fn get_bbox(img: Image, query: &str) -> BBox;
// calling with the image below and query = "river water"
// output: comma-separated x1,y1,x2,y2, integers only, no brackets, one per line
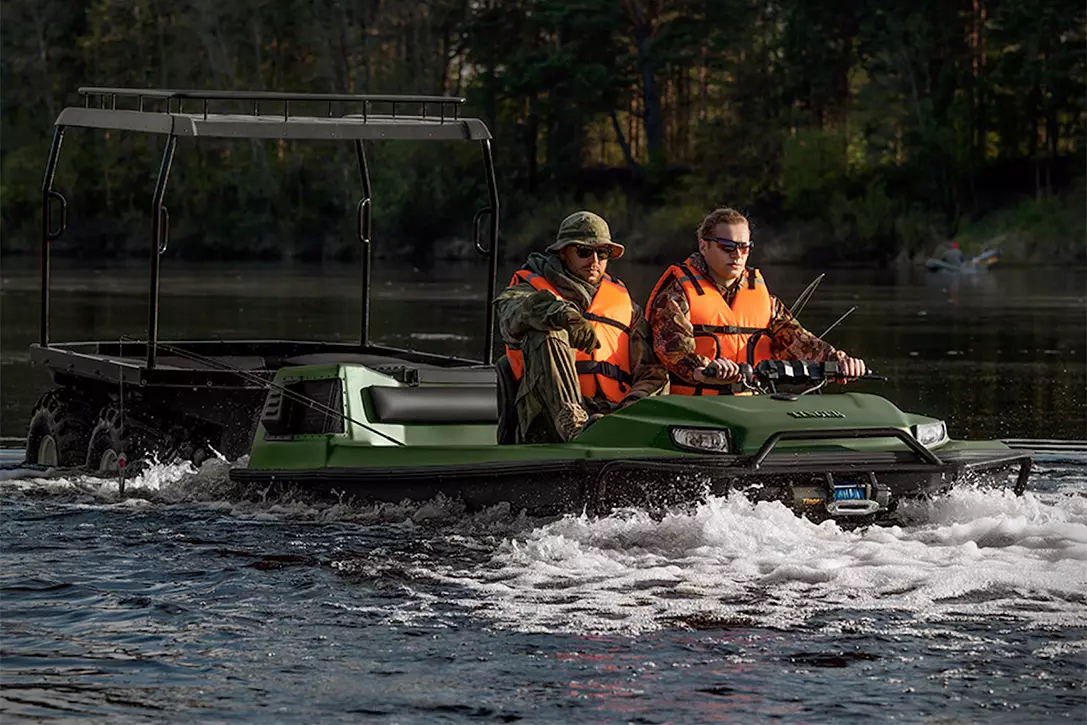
1,259,1085,723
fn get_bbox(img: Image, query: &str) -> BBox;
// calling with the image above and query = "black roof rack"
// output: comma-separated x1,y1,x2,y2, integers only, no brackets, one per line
39,85,502,366
55,86,491,141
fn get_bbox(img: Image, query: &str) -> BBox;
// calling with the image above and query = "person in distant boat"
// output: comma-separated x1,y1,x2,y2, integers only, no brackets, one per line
941,242,965,266
646,207,866,394
495,211,667,443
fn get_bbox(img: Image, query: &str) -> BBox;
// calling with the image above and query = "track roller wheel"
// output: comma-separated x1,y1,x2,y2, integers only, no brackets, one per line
169,434,213,469
24,389,95,467
86,406,164,475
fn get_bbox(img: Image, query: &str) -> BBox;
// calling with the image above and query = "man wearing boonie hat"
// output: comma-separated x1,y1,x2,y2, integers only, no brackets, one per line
495,211,666,443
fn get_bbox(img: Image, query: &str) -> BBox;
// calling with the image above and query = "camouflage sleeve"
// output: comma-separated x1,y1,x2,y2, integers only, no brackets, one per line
494,281,578,343
766,296,839,361
648,275,712,383
616,301,669,408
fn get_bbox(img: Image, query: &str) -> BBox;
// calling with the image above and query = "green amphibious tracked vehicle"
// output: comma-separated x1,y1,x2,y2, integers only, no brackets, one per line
23,86,1031,522
230,356,1032,521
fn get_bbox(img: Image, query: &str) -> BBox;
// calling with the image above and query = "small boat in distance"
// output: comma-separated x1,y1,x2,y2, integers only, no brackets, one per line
926,243,1001,273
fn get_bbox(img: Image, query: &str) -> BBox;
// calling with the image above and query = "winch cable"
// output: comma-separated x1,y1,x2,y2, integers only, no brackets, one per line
117,338,127,495
121,338,404,447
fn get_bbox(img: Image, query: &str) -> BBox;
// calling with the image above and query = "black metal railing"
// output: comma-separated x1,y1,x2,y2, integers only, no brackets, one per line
78,87,465,123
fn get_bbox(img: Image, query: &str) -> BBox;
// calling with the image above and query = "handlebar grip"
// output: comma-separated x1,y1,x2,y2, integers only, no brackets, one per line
823,360,881,380
700,362,753,382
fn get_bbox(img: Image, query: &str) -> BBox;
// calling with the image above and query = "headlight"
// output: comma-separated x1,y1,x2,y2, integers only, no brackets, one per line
670,427,732,453
911,421,948,447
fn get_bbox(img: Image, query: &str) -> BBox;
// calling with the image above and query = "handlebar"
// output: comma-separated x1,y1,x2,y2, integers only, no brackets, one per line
701,360,886,387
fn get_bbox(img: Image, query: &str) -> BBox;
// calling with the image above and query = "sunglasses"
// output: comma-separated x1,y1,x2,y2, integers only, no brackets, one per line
571,244,617,260
703,237,754,254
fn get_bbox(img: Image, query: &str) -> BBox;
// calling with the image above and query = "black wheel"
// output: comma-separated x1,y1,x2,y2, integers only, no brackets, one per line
24,389,95,467
168,433,214,469
85,406,164,475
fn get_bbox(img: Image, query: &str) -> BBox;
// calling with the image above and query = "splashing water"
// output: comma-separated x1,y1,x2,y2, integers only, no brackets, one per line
400,481,1087,635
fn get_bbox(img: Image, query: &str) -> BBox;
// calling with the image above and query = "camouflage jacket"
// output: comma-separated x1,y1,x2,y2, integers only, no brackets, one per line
647,253,840,382
495,252,668,411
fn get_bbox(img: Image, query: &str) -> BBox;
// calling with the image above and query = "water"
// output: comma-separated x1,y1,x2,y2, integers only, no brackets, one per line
2,260,1085,722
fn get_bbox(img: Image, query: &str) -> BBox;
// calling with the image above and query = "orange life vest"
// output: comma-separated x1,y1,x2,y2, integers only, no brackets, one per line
505,269,634,403
646,263,772,395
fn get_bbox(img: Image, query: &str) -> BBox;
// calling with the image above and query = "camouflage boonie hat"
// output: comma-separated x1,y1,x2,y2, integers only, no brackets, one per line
546,211,625,259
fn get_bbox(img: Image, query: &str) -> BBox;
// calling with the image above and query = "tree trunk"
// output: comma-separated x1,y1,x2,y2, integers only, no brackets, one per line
609,111,640,173
525,95,538,193
637,32,665,166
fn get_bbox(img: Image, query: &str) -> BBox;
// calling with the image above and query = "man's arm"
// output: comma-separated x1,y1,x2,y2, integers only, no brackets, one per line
616,301,669,408
495,282,579,343
766,296,865,375
647,275,713,383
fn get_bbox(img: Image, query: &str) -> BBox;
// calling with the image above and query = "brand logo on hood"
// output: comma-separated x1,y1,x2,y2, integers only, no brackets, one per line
788,410,845,419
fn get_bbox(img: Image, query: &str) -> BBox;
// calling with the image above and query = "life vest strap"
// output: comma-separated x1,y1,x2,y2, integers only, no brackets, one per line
576,360,634,387
692,324,766,335
582,311,631,334
678,263,705,296
514,268,540,281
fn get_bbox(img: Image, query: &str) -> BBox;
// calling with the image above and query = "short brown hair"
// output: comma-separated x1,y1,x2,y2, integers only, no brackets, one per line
697,208,749,240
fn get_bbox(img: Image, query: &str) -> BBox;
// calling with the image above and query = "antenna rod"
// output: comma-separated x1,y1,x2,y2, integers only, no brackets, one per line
819,306,857,338
790,274,825,318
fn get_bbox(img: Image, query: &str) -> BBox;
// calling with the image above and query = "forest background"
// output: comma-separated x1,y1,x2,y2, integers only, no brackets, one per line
1,0,1084,266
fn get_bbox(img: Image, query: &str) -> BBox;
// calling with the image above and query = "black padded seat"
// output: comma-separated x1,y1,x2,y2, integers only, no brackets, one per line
367,385,498,424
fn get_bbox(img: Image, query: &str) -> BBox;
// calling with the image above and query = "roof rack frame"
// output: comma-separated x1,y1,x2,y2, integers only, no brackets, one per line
72,87,473,138
39,87,502,367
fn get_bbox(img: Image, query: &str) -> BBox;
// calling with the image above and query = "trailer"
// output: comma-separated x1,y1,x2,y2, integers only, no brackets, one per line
23,87,501,472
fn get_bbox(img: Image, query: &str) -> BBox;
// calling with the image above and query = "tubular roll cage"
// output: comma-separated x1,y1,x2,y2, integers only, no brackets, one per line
39,86,502,367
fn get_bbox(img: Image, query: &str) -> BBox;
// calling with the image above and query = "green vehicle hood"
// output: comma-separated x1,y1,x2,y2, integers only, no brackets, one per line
577,392,934,454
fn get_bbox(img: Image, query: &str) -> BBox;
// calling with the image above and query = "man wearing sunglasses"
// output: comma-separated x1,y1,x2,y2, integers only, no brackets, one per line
646,207,866,394
496,211,667,442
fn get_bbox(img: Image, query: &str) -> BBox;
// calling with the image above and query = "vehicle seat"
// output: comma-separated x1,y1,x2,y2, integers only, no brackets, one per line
366,385,497,424
495,355,519,444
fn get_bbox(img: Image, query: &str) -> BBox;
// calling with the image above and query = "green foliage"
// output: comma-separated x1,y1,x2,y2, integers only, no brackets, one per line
367,141,489,261
894,204,948,257
0,0,1083,263
782,129,849,217
503,193,708,264
954,180,1087,263
0,143,47,252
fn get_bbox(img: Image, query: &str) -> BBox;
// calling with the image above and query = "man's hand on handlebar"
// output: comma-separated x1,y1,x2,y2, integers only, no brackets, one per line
834,351,867,379
693,358,742,384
